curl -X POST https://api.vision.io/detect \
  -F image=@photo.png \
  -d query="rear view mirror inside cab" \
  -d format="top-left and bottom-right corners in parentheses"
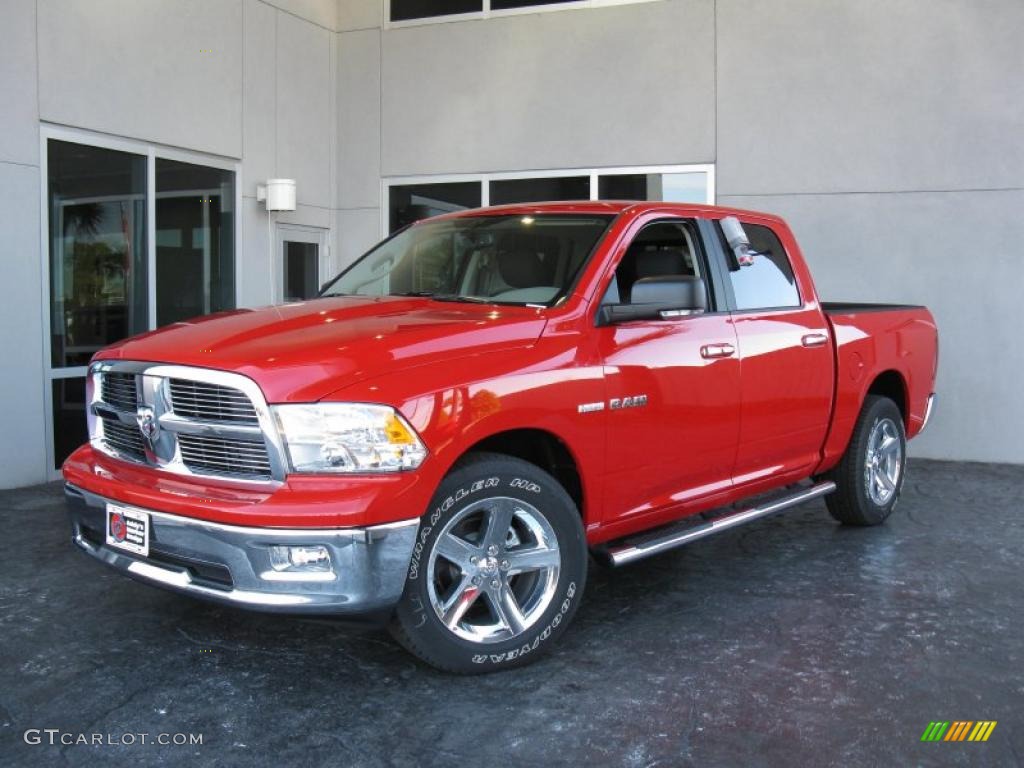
top-left (721, 216), bottom-right (756, 267)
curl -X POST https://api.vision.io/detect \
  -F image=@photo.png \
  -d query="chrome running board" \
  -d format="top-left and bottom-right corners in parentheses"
top-left (603, 481), bottom-right (836, 567)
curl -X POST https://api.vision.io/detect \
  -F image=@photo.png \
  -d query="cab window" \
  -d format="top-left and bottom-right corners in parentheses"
top-left (723, 223), bottom-right (800, 310)
top-left (603, 221), bottom-right (705, 305)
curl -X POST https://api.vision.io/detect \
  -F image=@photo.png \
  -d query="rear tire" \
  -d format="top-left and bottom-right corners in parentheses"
top-left (826, 395), bottom-right (907, 526)
top-left (391, 452), bottom-right (587, 674)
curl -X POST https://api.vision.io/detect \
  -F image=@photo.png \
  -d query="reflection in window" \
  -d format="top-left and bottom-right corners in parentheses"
top-left (388, 181), bottom-right (482, 233)
top-left (598, 171), bottom-right (708, 203)
top-left (284, 242), bottom-right (320, 302)
top-left (488, 176), bottom-right (589, 206)
top-left (47, 140), bottom-right (147, 368)
top-left (391, 0), bottom-right (481, 22)
top-left (724, 223), bottom-right (801, 310)
top-left (155, 159), bottom-right (235, 326)
top-left (52, 377), bottom-right (87, 470)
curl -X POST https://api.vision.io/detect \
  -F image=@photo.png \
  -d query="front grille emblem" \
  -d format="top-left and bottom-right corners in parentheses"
top-left (136, 406), bottom-right (159, 449)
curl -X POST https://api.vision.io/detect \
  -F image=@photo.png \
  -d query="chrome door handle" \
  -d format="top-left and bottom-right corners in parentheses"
top-left (801, 333), bottom-right (829, 348)
top-left (701, 343), bottom-right (736, 359)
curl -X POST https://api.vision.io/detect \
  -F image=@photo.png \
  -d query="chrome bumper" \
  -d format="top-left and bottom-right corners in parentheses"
top-left (64, 484), bottom-right (418, 616)
top-left (921, 393), bottom-right (937, 433)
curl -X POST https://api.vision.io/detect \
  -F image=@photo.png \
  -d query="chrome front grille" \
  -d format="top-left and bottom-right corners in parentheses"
top-left (88, 362), bottom-right (285, 485)
top-left (178, 434), bottom-right (273, 479)
top-left (101, 419), bottom-right (147, 461)
top-left (101, 373), bottom-right (138, 412)
top-left (169, 379), bottom-right (259, 424)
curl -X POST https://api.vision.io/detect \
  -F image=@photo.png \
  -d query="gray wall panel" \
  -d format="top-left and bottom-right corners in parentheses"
top-left (337, 29), bottom-right (381, 209)
top-left (244, 0), bottom-right (278, 194)
top-left (276, 11), bottom-right (333, 207)
top-left (719, 190), bottom-right (1024, 463)
top-left (0, 164), bottom-right (45, 488)
top-left (335, 207), bottom-right (380, 270)
top-left (716, 0), bottom-right (1024, 196)
top-left (381, 0), bottom-right (715, 176)
top-left (37, 0), bottom-right (244, 158)
top-left (337, 0), bottom-right (381, 31)
top-left (264, 0), bottom-right (337, 30)
top-left (0, 0), bottom-right (38, 165)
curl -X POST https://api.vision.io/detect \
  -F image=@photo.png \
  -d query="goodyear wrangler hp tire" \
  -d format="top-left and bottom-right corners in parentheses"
top-left (826, 395), bottom-right (907, 526)
top-left (391, 452), bottom-right (587, 673)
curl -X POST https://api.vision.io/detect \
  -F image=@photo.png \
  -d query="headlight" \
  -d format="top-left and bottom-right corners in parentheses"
top-left (272, 403), bottom-right (427, 473)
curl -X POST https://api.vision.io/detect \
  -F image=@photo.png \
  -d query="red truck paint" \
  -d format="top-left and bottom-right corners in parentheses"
top-left (64, 202), bottom-right (938, 547)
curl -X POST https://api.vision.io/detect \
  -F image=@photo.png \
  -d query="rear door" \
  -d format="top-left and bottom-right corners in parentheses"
top-left (709, 217), bottom-right (834, 486)
top-left (595, 215), bottom-right (741, 531)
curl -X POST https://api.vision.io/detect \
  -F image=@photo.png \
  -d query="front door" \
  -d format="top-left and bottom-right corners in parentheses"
top-left (596, 217), bottom-right (741, 532)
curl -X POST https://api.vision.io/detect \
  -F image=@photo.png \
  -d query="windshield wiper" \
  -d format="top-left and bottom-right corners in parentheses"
top-left (390, 291), bottom-right (493, 304)
top-left (429, 294), bottom-right (494, 304)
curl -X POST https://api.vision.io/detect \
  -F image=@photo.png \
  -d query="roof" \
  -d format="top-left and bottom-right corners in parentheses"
top-left (430, 199), bottom-right (781, 222)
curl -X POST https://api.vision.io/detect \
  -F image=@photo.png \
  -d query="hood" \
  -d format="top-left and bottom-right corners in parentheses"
top-left (97, 296), bottom-right (547, 402)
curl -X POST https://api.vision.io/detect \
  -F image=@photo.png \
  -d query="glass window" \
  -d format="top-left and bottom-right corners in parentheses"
top-left (489, 176), bottom-right (589, 206)
top-left (391, 0), bottom-right (481, 22)
top-left (155, 159), bottom-right (236, 326)
top-left (606, 221), bottom-right (703, 305)
top-left (323, 214), bottom-right (613, 306)
top-left (598, 171), bottom-right (709, 203)
top-left (389, 182), bottom-right (482, 234)
top-left (52, 378), bottom-right (87, 469)
top-left (47, 140), bottom-right (147, 368)
top-left (723, 222), bottom-right (800, 310)
top-left (284, 241), bottom-right (320, 302)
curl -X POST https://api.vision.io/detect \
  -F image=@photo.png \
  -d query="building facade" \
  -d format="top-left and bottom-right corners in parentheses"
top-left (1, 0), bottom-right (1021, 488)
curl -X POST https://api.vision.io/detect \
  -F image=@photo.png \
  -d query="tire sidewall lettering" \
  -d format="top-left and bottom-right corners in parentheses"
top-left (470, 580), bottom-right (578, 666)
top-left (408, 476), bottom-right (500, 580)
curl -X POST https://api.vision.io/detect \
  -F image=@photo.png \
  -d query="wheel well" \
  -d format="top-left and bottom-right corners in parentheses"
top-left (467, 429), bottom-right (584, 518)
top-left (867, 370), bottom-right (907, 423)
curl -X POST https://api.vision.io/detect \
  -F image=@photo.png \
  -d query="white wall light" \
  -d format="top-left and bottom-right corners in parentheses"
top-left (256, 179), bottom-right (297, 211)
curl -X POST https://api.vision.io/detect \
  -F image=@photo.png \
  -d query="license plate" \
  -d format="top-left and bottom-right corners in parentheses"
top-left (105, 503), bottom-right (150, 557)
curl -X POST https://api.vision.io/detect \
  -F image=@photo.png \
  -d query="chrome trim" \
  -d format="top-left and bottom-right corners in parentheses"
top-left (65, 483), bottom-right (420, 615)
top-left (605, 481), bottom-right (836, 566)
top-left (157, 413), bottom-right (263, 440)
top-left (88, 361), bottom-right (289, 488)
top-left (921, 393), bottom-right (936, 433)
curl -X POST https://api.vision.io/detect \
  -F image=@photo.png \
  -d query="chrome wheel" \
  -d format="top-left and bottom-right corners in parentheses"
top-left (426, 496), bottom-right (561, 644)
top-left (864, 417), bottom-right (903, 506)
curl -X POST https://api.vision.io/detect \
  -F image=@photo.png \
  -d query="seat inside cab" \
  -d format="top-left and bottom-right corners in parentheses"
top-left (603, 222), bottom-right (701, 305)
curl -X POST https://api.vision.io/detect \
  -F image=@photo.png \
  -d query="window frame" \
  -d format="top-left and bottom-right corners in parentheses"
top-left (385, 0), bottom-right (664, 29)
top-left (381, 164), bottom-right (715, 238)
top-left (39, 123), bottom-right (241, 479)
top-left (594, 216), bottom-right (726, 321)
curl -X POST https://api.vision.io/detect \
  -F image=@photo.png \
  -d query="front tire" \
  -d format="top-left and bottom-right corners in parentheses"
top-left (391, 452), bottom-right (587, 673)
top-left (826, 395), bottom-right (907, 526)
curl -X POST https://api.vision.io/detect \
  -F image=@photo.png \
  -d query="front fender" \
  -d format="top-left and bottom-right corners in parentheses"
top-left (326, 340), bottom-right (607, 529)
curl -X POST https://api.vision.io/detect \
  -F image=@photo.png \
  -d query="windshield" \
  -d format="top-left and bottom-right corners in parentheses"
top-left (321, 214), bottom-right (614, 306)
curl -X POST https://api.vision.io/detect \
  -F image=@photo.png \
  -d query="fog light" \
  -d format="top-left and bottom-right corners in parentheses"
top-left (269, 545), bottom-right (332, 572)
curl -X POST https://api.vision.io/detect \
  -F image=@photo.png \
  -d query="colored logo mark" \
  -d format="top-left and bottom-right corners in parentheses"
top-left (921, 721), bottom-right (997, 742)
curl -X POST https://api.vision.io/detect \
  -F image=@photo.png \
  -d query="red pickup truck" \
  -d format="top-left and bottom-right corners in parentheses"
top-left (63, 201), bottom-right (938, 672)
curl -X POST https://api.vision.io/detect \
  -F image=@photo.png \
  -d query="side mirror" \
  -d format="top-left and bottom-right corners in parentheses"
top-left (597, 276), bottom-right (707, 325)
top-left (721, 216), bottom-right (755, 267)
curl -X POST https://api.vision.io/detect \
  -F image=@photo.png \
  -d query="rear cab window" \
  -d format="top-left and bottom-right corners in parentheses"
top-left (719, 221), bottom-right (801, 311)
